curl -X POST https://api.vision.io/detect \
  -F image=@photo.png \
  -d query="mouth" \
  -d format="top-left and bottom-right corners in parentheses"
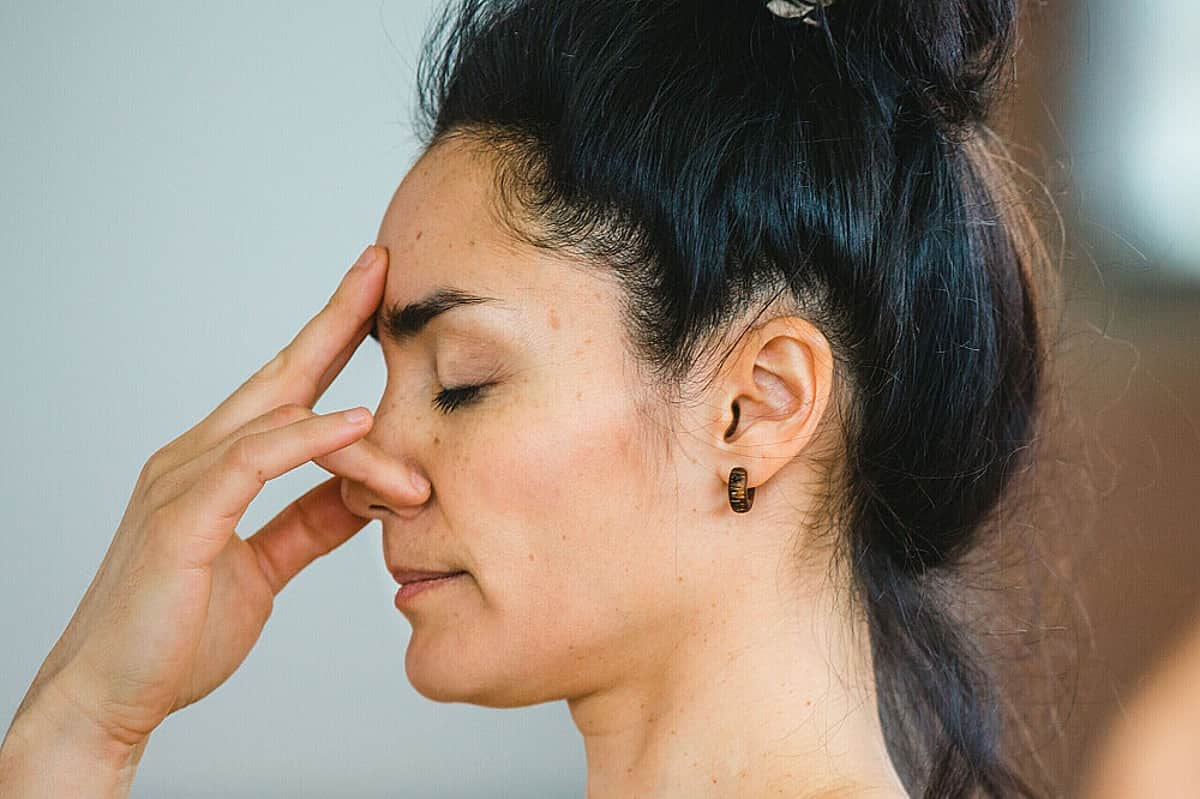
top-left (390, 568), bottom-right (468, 586)
top-left (393, 571), bottom-right (467, 607)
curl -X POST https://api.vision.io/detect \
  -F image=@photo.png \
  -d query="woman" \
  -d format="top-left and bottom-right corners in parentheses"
top-left (0, 0), bottom-right (1053, 796)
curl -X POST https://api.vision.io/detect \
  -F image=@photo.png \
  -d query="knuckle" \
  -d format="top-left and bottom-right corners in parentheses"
top-left (136, 450), bottom-right (176, 500)
top-left (224, 435), bottom-right (267, 482)
top-left (225, 436), bottom-right (256, 469)
top-left (140, 446), bottom-right (174, 482)
top-left (255, 349), bottom-right (291, 383)
top-left (144, 502), bottom-right (180, 538)
top-left (325, 291), bottom-right (350, 314)
top-left (323, 293), bottom-right (356, 326)
top-left (141, 472), bottom-right (173, 509)
top-left (144, 460), bottom-right (192, 509)
top-left (272, 403), bottom-right (311, 425)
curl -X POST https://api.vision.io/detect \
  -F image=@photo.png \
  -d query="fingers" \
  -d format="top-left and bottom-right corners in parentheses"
top-left (311, 432), bottom-right (424, 500)
top-left (245, 476), bottom-right (369, 595)
top-left (154, 408), bottom-right (376, 569)
top-left (165, 244), bottom-right (388, 463)
top-left (155, 404), bottom-right (422, 509)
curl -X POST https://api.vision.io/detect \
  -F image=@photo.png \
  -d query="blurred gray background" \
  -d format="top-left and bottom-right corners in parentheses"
top-left (2, 1), bottom-right (1198, 798)
top-left (0, 2), bottom-right (584, 797)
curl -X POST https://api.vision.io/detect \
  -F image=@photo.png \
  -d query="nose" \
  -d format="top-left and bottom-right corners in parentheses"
top-left (339, 399), bottom-right (432, 520)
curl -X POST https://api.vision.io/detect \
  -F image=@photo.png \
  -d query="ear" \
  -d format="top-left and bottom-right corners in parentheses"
top-left (705, 315), bottom-right (835, 496)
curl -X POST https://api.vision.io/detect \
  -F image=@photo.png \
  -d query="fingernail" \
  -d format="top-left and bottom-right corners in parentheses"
top-left (343, 407), bottom-right (372, 424)
top-left (350, 245), bottom-right (378, 273)
top-left (410, 472), bottom-right (430, 495)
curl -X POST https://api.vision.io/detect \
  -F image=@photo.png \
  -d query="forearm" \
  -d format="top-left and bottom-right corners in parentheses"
top-left (0, 679), bottom-right (147, 799)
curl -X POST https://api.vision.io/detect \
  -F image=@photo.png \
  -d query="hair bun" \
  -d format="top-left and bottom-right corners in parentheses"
top-left (764, 0), bottom-right (836, 27)
top-left (838, 0), bottom-right (1020, 132)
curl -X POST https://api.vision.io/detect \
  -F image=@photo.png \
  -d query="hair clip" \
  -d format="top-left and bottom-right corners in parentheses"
top-left (764, 0), bottom-right (835, 28)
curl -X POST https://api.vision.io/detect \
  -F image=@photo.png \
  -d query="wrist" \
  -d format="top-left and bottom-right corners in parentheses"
top-left (1, 674), bottom-right (147, 798)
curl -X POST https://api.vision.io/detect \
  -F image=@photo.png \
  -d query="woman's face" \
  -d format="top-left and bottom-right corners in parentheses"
top-left (350, 137), bottom-right (721, 707)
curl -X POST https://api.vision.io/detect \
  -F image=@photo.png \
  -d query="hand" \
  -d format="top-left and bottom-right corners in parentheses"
top-left (12, 244), bottom-right (423, 753)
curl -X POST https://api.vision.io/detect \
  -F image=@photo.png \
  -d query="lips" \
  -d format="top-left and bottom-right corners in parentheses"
top-left (390, 568), bottom-right (467, 585)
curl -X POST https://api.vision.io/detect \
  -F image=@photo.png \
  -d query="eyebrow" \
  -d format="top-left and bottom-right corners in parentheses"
top-left (368, 287), bottom-right (505, 346)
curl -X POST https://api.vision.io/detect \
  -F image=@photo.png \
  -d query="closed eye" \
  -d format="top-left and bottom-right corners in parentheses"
top-left (432, 383), bottom-right (488, 414)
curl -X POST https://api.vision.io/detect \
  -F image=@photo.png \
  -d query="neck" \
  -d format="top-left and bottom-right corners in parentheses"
top-left (567, 564), bottom-right (907, 799)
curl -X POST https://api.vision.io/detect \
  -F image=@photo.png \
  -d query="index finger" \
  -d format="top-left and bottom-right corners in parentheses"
top-left (167, 245), bottom-right (388, 458)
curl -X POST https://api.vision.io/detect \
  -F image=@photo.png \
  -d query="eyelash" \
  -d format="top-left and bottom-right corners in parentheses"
top-left (432, 383), bottom-right (488, 414)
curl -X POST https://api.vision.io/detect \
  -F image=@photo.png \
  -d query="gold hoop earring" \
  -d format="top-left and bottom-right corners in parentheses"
top-left (728, 466), bottom-right (755, 513)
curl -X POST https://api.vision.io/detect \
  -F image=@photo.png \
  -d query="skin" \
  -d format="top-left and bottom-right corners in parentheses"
top-left (0, 133), bottom-right (908, 798)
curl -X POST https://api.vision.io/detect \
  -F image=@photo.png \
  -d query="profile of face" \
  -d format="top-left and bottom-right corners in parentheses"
top-left (344, 135), bottom-right (830, 710)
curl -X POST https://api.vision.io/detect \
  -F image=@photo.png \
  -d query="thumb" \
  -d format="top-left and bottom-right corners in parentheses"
top-left (245, 476), bottom-right (372, 595)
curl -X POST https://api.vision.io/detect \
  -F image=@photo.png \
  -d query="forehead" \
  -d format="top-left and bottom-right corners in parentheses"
top-left (374, 139), bottom-right (544, 306)
top-left (371, 137), bottom-right (637, 369)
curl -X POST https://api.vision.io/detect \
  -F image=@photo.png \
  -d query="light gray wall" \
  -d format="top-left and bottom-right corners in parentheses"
top-left (1066, 0), bottom-right (1200, 287)
top-left (0, 2), bottom-right (585, 796)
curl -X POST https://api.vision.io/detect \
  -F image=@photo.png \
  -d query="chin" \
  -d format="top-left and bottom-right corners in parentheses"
top-left (404, 636), bottom-right (559, 708)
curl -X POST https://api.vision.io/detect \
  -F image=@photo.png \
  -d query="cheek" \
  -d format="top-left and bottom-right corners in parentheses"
top-left (465, 389), bottom-right (680, 630)
top-left (467, 390), bottom-right (648, 548)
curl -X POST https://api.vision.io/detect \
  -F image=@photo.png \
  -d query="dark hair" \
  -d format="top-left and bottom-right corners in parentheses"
top-left (409, 0), bottom-right (1054, 795)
